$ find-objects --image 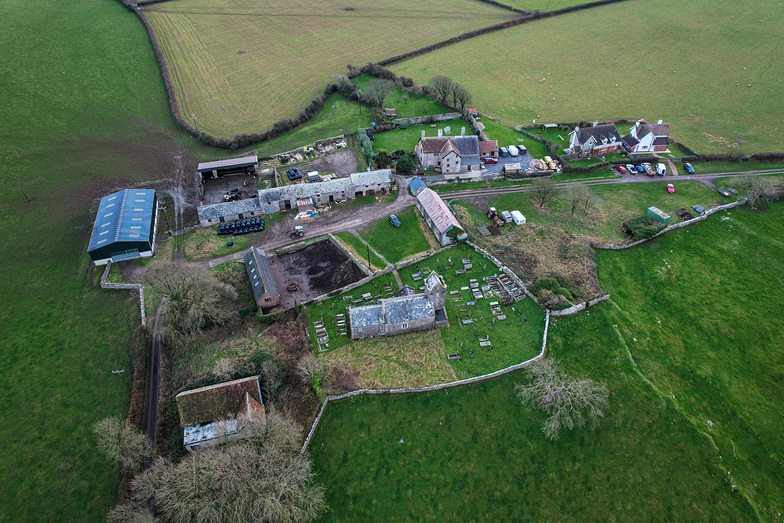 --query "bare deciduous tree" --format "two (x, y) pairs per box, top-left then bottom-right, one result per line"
(143, 262), (237, 342)
(109, 410), (326, 523)
(93, 417), (152, 472)
(530, 177), (558, 208)
(740, 175), (775, 208)
(515, 359), (608, 440)
(449, 82), (472, 112)
(429, 75), (453, 103)
(364, 79), (394, 108)
(297, 353), (325, 384)
(565, 185), (593, 216)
